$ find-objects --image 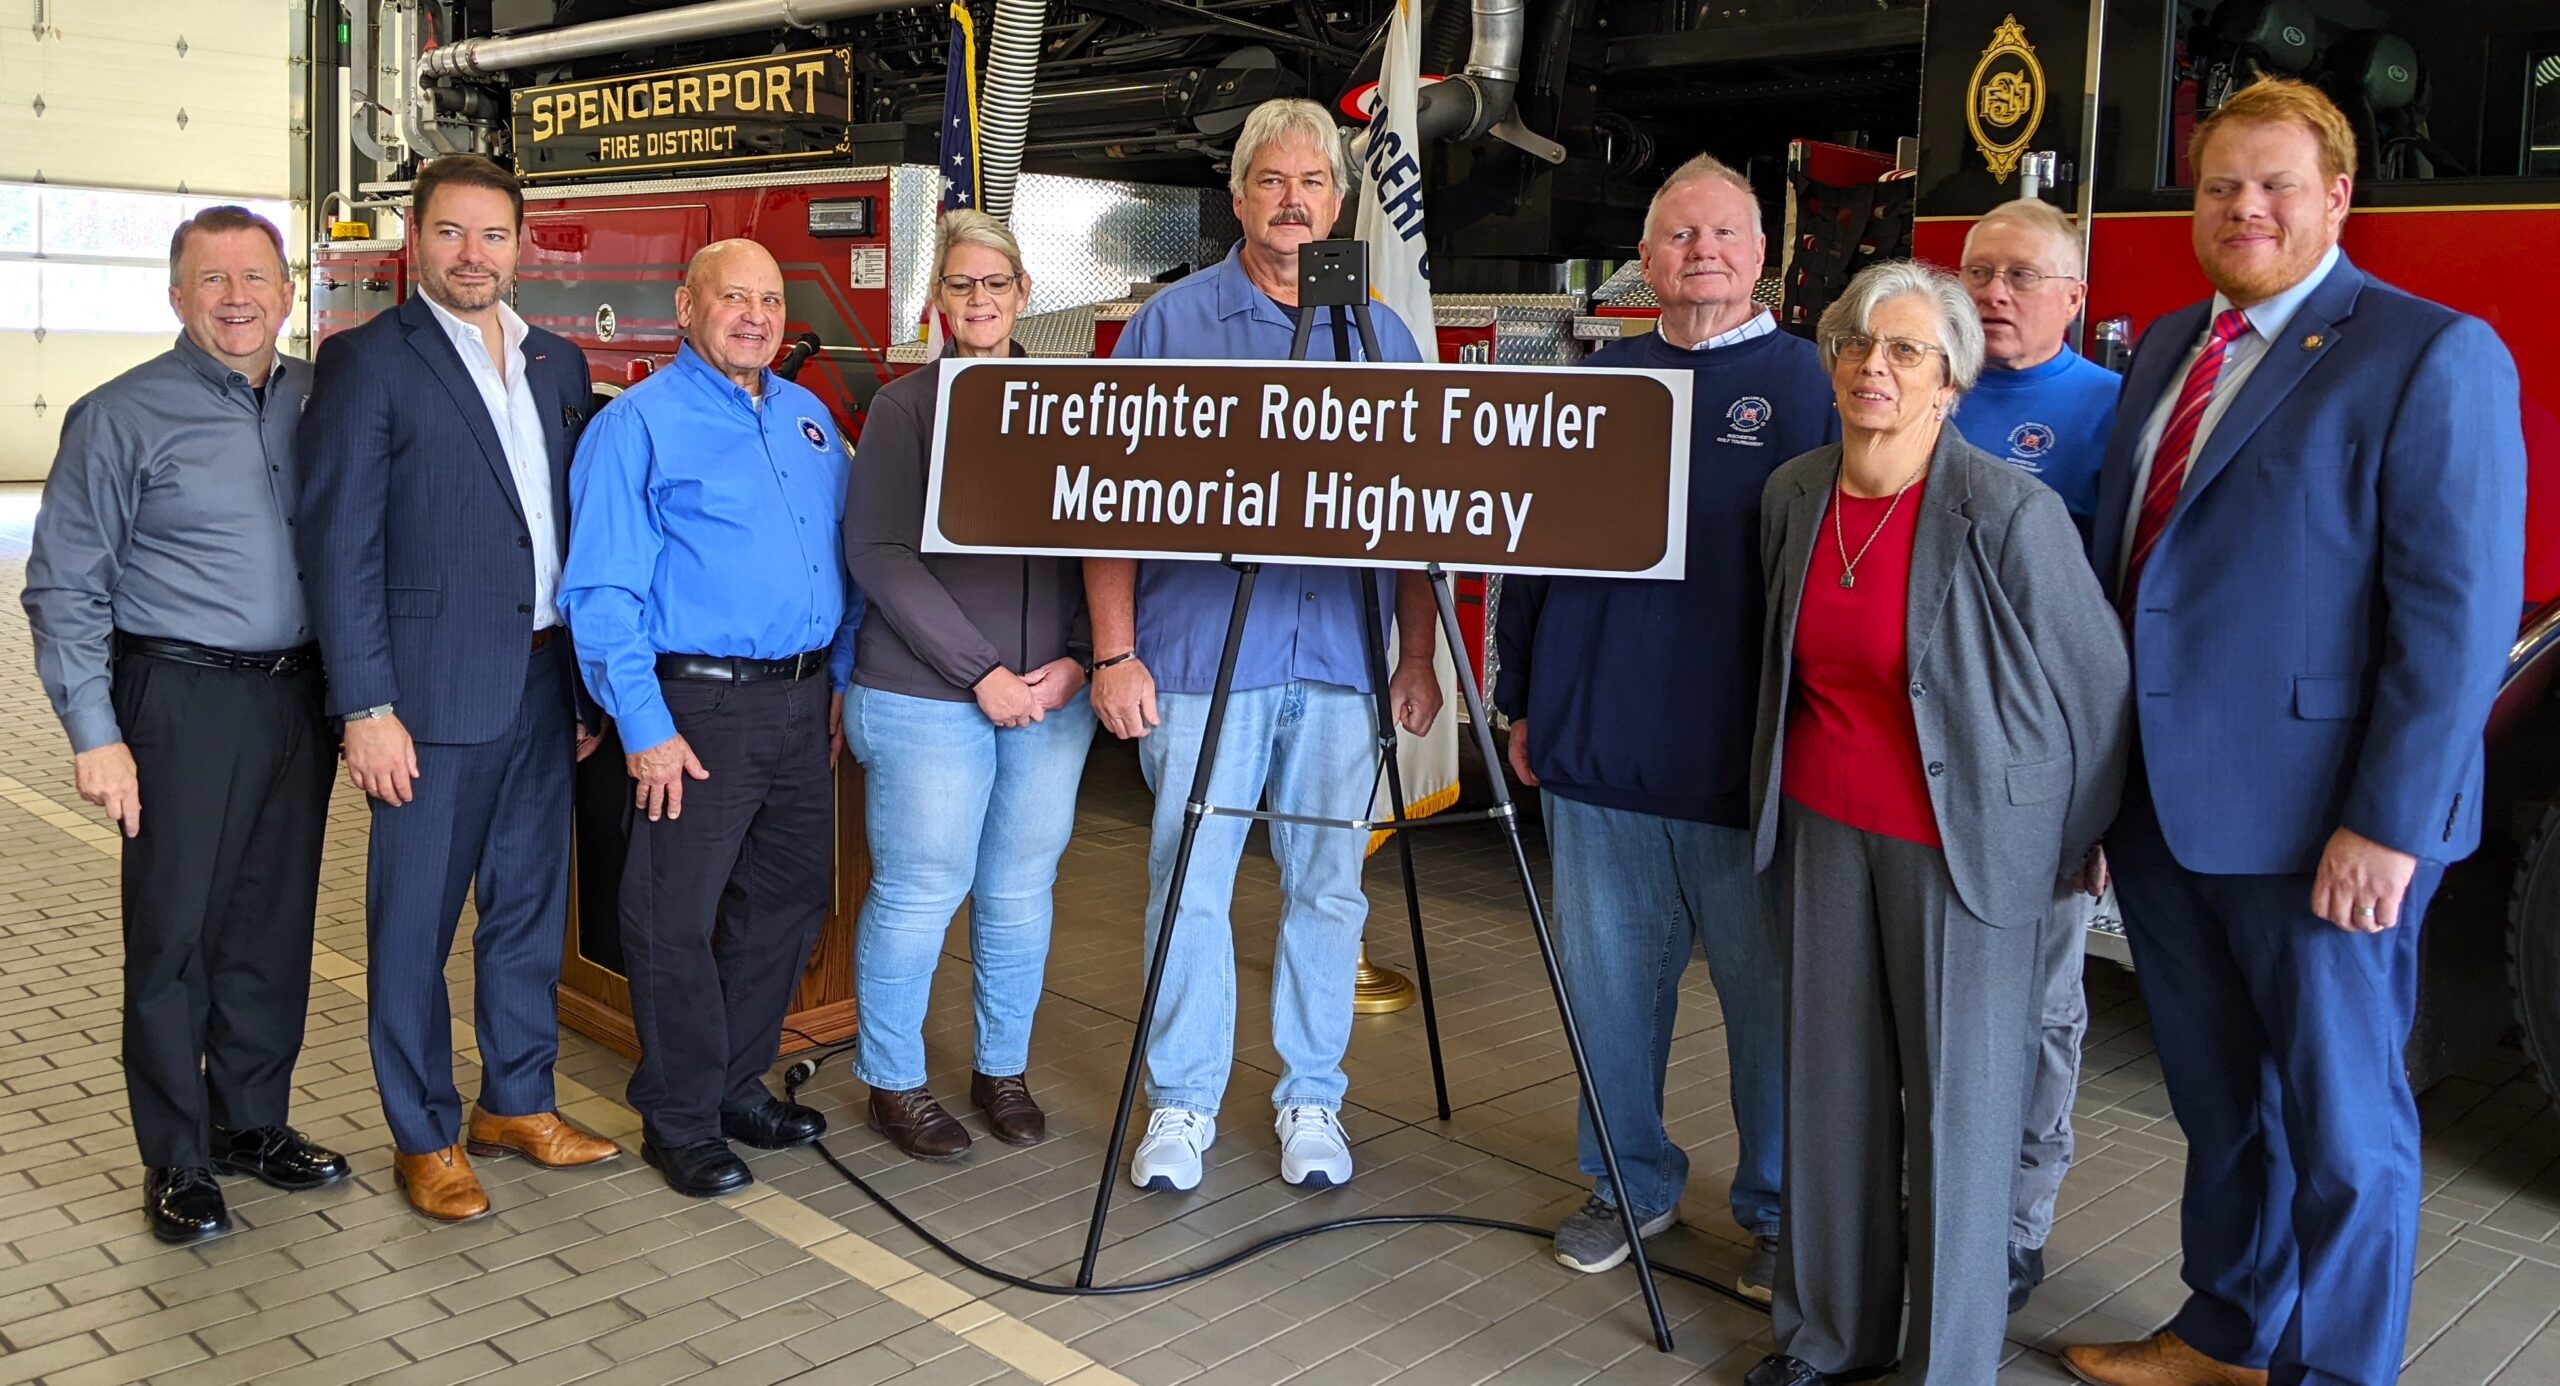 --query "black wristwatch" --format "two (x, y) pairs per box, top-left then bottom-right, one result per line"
(1086, 651), (1138, 675)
